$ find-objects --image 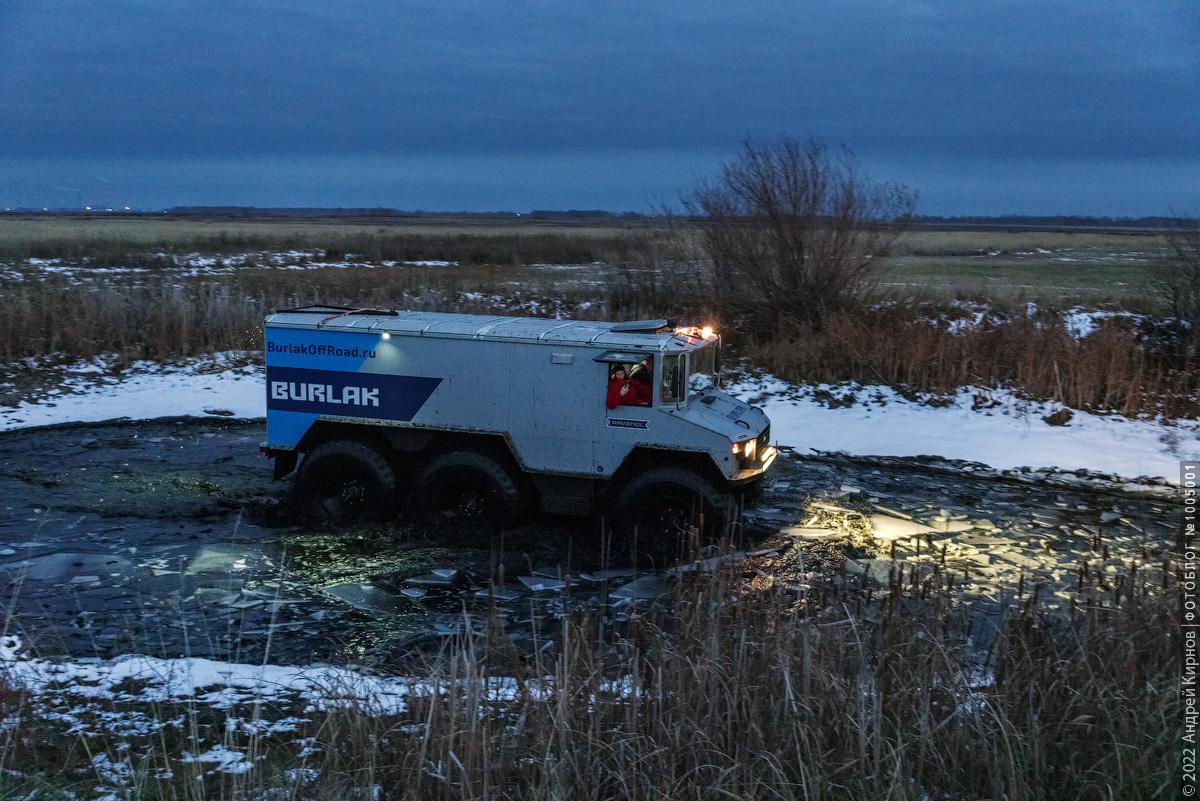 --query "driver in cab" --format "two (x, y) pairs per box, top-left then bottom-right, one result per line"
(606, 364), (651, 409)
